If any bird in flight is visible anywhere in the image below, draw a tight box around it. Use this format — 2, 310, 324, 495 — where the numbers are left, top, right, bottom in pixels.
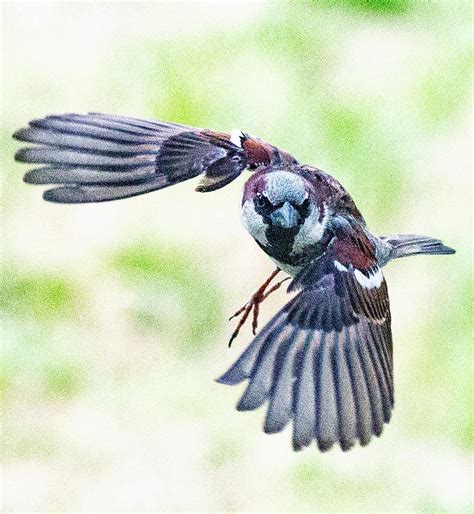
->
13, 113, 455, 452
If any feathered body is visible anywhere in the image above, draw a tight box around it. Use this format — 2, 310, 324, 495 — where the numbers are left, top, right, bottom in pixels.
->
13, 113, 455, 452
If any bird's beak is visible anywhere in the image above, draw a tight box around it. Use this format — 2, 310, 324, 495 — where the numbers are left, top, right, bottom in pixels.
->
270, 201, 300, 229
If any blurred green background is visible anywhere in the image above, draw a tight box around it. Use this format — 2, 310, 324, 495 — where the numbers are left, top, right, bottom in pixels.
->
1, 1, 472, 512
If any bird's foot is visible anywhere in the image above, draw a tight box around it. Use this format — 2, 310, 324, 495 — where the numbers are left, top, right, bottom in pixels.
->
228, 268, 290, 347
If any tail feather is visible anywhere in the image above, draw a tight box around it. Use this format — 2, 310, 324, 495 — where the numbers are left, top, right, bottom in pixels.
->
381, 234, 455, 259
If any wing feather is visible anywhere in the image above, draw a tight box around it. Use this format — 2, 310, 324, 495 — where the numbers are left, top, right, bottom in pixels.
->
264, 332, 305, 434
316, 332, 338, 451
345, 326, 373, 446
14, 112, 297, 203
237, 325, 294, 411
42, 177, 169, 203
216, 311, 286, 386
334, 332, 358, 451
24, 166, 156, 185
355, 323, 385, 436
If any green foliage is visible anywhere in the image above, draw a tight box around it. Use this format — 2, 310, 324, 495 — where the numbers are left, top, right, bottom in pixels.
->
1, 267, 87, 407
43, 361, 86, 400
319, 101, 406, 221
0, 270, 81, 322
328, 0, 412, 15
289, 458, 388, 510
406, 262, 473, 449
208, 436, 242, 468
107, 242, 222, 356
417, 48, 473, 132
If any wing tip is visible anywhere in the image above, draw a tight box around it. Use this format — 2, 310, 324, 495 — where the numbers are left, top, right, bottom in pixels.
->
339, 439, 356, 452
236, 398, 255, 412
292, 431, 314, 451
263, 417, 286, 434
23, 170, 43, 184
43, 187, 64, 203
215, 368, 246, 386
12, 128, 27, 142
42, 187, 82, 204
14, 147, 29, 162
317, 439, 335, 452
441, 245, 456, 255
292, 442, 305, 452
215, 374, 235, 385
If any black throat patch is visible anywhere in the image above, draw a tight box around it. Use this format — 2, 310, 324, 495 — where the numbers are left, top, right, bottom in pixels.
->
255, 225, 331, 268
264, 225, 300, 264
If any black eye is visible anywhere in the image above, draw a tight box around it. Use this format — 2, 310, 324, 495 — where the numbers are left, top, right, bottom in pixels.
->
255, 192, 271, 210
299, 198, 311, 216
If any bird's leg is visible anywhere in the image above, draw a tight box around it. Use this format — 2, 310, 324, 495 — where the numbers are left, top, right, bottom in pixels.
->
250, 275, 292, 336
228, 268, 290, 347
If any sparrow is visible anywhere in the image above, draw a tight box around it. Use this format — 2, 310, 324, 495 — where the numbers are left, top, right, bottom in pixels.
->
13, 113, 455, 452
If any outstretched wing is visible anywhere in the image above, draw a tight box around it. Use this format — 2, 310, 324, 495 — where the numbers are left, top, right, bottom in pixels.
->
217, 224, 393, 452
13, 113, 297, 203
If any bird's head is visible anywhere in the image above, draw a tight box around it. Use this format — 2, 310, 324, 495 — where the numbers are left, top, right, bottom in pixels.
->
241, 168, 328, 254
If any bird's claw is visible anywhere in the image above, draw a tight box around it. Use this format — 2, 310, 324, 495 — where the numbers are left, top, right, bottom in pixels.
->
228, 291, 265, 347
228, 269, 290, 347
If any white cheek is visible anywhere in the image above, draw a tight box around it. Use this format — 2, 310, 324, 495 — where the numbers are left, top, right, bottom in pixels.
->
291, 205, 328, 255
241, 201, 268, 245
